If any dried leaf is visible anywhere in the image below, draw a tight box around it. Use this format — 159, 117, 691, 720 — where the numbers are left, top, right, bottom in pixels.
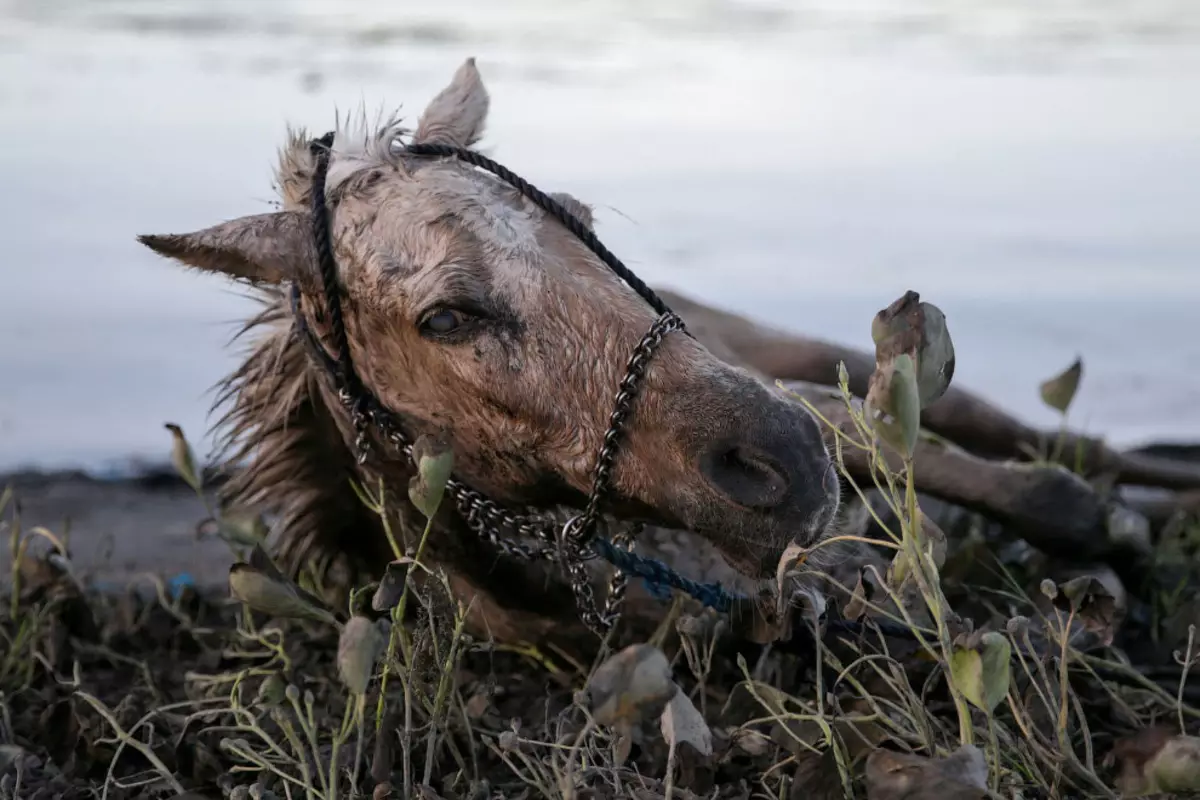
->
790, 747, 846, 800
1039, 356, 1083, 414
865, 745, 988, 800
337, 615, 385, 695
869, 290, 956, 409
844, 568, 873, 621
164, 423, 203, 493
612, 720, 634, 765
1052, 574, 1120, 648
372, 559, 412, 611
731, 729, 772, 757
465, 691, 491, 721
1110, 727, 1200, 796
585, 643, 677, 727
948, 630, 1012, 714
775, 541, 810, 595
660, 690, 712, 757
729, 590, 794, 645
409, 433, 455, 518
228, 563, 337, 625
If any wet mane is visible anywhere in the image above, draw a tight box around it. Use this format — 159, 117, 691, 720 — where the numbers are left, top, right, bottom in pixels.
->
206, 287, 385, 586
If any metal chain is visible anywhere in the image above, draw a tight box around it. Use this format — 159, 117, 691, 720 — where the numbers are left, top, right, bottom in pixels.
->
564, 313, 686, 548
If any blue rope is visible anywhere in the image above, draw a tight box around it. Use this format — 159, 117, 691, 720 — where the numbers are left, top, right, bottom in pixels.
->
589, 536, 742, 613
589, 537, 920, 642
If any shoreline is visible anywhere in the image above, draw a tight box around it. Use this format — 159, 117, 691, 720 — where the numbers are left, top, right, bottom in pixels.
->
4, 438, 1199, 595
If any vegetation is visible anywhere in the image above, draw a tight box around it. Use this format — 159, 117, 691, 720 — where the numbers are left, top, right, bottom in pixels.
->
3, 292, 1200, 799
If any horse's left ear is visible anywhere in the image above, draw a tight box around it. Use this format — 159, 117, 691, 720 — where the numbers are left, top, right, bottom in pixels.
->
414, 57, 490, 148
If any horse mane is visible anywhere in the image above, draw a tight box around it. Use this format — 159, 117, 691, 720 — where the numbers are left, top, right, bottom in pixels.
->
206, 287, 388, 589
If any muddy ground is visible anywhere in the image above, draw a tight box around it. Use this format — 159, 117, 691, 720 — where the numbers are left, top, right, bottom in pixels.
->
4, 444, 1200, 798
0, 466, 233, 590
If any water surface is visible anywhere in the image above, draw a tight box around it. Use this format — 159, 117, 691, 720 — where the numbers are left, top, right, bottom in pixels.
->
2, 0, 1199, 474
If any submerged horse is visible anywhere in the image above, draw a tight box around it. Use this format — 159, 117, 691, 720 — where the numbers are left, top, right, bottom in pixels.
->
140, 58, 1200, 651
139, 59, 843, 650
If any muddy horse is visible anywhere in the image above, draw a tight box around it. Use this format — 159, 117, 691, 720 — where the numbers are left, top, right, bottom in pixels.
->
139, 58, 1200, 656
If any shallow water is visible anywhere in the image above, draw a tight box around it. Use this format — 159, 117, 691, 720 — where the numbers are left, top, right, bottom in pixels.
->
2, 0, 1200, 474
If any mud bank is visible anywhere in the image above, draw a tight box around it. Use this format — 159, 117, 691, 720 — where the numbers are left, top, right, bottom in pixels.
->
0, 466, 232, 590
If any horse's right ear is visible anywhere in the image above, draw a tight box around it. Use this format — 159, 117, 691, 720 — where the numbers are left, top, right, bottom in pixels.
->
138, 210, 319, 290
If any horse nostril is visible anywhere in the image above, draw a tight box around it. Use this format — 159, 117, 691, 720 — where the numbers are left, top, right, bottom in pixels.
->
700, 444, 790, 510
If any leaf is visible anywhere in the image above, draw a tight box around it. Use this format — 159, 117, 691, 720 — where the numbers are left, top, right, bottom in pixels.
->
1052, 573, 1121, 648
371, 559, 412, 612
1109, 727, 1200, 796
584, 643, 678, 727
914, 302, 956, 407
869, 290, 956, 410
408, 433, 455, 519
164, 423, 203, 493
1039, 356, 1083, 414
948, 630, 1012, 714
844, 568, 873, 621
256, 673, 287, 708
1140, 733, 1200, 794
888, 511, 947, 587
865, 744, 988, 800
337, 615, 385, 696
228, 562, 337, 625
729, 589, 795, 645
659, 689, 713, 757
866, 353, 922, 458
197, 510, 269, 547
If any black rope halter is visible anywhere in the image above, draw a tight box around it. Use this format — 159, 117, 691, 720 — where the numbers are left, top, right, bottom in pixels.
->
289, 131, 721, 634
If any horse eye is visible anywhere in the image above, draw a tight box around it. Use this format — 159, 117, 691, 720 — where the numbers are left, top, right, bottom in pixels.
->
421, 308, 465, 335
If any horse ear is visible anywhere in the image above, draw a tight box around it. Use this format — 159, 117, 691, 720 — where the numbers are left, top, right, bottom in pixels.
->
138, 210, 318, 289
550, 192, 594, 231
414, 58, 490, 148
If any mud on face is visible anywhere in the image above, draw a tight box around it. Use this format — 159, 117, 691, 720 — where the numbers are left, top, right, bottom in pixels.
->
137, 58, 840, 579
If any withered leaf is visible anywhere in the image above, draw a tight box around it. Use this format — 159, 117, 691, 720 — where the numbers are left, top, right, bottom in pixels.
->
660, 690, 713, 757
1110, 727, 1200, 796
585, 643, 677, 727
337, 615, 386, 695
1052, 574, 1120, 648
844, 568, 874, 621
372, 559, 412, 612
1038, 356, 1083, 414
865, 744, 988, 800
869, 290, 956, 410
